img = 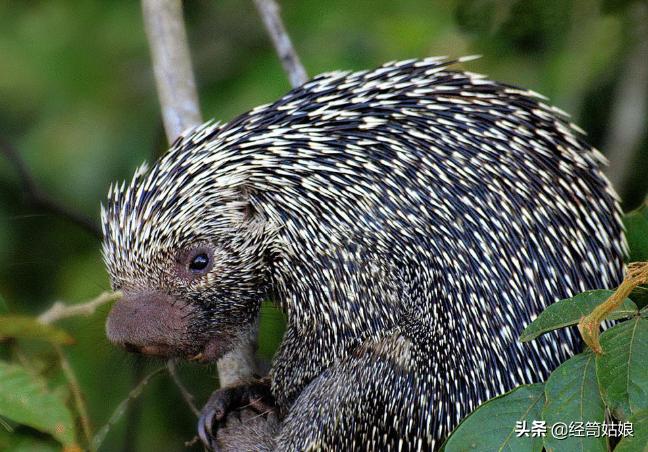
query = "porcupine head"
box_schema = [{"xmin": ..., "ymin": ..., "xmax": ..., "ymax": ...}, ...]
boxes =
[{"xmin": 101, "ymin": 135, "xmax": 272, "ymax": 362}]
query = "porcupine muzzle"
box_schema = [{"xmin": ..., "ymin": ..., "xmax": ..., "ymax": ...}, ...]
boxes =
[{"xmin": 106, "ymin": 290, "xmax": 191, "ymax": 357}]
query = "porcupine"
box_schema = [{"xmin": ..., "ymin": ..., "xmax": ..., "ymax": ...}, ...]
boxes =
[{"xmin": 101, "ymin": 57, "xmax": 625, "ymax": 450}]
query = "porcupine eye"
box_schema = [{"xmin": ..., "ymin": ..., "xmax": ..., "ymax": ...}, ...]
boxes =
[{"xmin": 189, "ymin": 253, "xmax": 210, "ymax": 272}]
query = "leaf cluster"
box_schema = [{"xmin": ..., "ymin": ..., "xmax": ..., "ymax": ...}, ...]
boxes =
[{"xmin": 444, "ymin": 202, "xmax": 648, "ymax": 451}]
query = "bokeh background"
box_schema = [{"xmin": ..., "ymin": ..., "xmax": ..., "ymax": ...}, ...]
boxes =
[{"xmin": 1, "ymin": 0, "xmax": 647, "ymax": 450}]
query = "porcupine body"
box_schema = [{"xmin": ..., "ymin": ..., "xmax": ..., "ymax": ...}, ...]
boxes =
[{"xmin": 102, "ymin": 57, "xmax": 625, "ymax": 450}]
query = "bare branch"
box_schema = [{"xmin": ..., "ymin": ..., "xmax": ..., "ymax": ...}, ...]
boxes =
[
  {"xmin": 92, "ymin": 365, "xmax": 166, "ymax": 451},
  {"xmin": 38, "ymin": 292, "xmax": 122, "ymax": 450},
  {"xmin": 0, "ymin": 137, "xmax": 102, "ymax": 239},
  {"xmin": 142, "ymin": 0, "xmax": 202, "ymax": 142},
  {"xmin": 167, "ymin": 360, "xmax": 200, "ymax": 416},
  {"xmin": 141, "ymin": 0, "xmax": 258, "ymax": 386},
  {"xmin": 579, "ymin": 261, "xmax": 648, "ymax": 353},
  {"xmin": 603, "ymin": 3, "xmax": 648, "ymax": 192},
  {"xmin": 38, "ymin": 291, "xmax": 122, "ymax": 325},
  {"xmin": 216, "ymin": 322, "xmax": 259, "ymax": 387},
  {"xmin": 253, "ymin": 0, "xmax": 308, "ymax": 88},
  {"xmin": 122, "ymin": 357, "xmax": 146, "ymax": 451},
  {"xmin": 55, "ymin": 344, "xmax": 95, "ymax": 451}
]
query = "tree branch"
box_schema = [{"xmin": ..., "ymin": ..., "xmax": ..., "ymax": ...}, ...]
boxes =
[
  {"xmin": 0, "ymin": 137, "xmax": 102, "ymax": 239},
  {"xmin": 38, "ymin": 291, "xmax": 122, "ymax": 325},
  {"xmin": 122, "ymin": 356, "xmax": 145, "ymax": 452},
  {"xmin": 253, "ymin": 0, "xmax": 308, "ymax": 88},
  {"xmin": 141, "ymin": 0, "xmax": 258, "ymax": 388},
  {"xmin": 167, "ymin": 360, "xmax": 200, "ymax": 416},
  {"xmin": 92, "ymin": 365, "xmax": 166, "ymax": 451},
  {"xmin": 38, "ymin": 293, "xmax": 123, "ymax": 450},
  {"xmin": 142, "ymin": 0, "xmax": 203, "ymax": 142},
  {"xmin": 603, "ymin": 2, "xmax": 648, "ymax": 192},
  {"xmin": 55, "ymin": 344, "xmax": 95, "ymax": 451}
]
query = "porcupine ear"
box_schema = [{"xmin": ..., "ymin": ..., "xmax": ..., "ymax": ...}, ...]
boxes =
[
  {"xmin": 239, "ymin": 184, "xmax": 259, "ymax": 222},
  {"xmin": 214, "ymin": 172, "xmax": 259, "ymax": 226},
  {"xmin": 237, "ymin": 183, "xmax": 277, "ymax": 245}
]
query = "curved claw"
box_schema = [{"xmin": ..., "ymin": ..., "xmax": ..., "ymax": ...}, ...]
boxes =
[
  {"xmin": 198, "ymin": 388, "xmax": 236, "ymax": 449},
  {"xmin": 198, "ymin": 409, "xmax": 213, "ymax": 443},
  {"xmin": 198, "ymin": 407, "xmax": 218, "ymax": 451},
  {"xmin": 197, "ymin": 379, "xmax": 276, "ymax": 451}
]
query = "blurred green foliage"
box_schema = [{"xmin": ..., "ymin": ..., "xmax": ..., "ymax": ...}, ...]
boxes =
[{"xmin": 0, "ymin": 0, "xmax": 647, "ymax": 450}]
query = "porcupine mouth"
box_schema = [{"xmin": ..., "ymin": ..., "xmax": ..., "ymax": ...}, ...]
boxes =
[
  {"xmin": 122, "ymin": 340, "xmax": 216, "ymax": 362},
  {"xmin": 189, "ymin": 335, "xmax": 233, "ymax": 363},
  {"xmin": 123, "ymin": 342, "xmax": 173, "ymax": 357},
  {"xmin": 118, "ymin": 332, "xmax": 228, "ymax": 362}
]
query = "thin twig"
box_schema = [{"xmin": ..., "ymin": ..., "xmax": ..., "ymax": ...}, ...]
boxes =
[
  {"xmin": 92, "ymin": 365, "xmax": 166, "ymax": 451},
  {"xmin": 578, "ymin": 261, "xmax": 648, "ymax": 353},
  {"xmin": 38, "ymin": 291, "xmax": 122, "ymax": 325},
  {"xmin": 253, "ymin": 0, "xmax": 308, "ymax": 88},
  {"xmin": 38, "ymin": 292, "xmax": 122, "ymax": 450},
  {"xmin": 0, "ymin": 137, "xmax": 101, "ymax": 239},
  {"xmin": 167, "ymin": 360, "xmax": 200, "ymax": 416},
  {"xmin": 142, "ymin": 0, "xmax": 202, "ymax": 142},
  {"xmin": 122, "ymin": 356, "xmax": 145, "ymax": 452},
  {"xmin": 55, "ymin": 344, "xmax": 95, "ymax": 451}
]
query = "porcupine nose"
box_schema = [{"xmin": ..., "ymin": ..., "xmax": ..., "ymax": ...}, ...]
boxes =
[{"xmin": 106, "ymin": 290, "xmax": 190, "ymax": 357}]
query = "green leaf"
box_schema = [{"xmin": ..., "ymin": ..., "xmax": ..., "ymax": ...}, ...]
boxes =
[
  {"xmin": 624, "ymin": 202, "xmax": 648, "ymax": 262},
  {"xmin": 519, "ymin": 290, "xmax": 638, "ymax": 342},
  {"xmin": 631, "ymin": 286, "xmax": 648, "ymax": 311},
  {"xmin": 596, "ymin": 317, "xmax": 648, "ymax": 421},
  {"xmin": 0, "ymin": 294, "xmax": 8, "ymax": 314},
  {"xmin": 0, "ymin": 361, "xmax": 75, "ymax": 446},
  {"xmin": 0, "ymin": 427, "xmax": 59, "ymax": 452},
  {"xmin": 542, "ymin": 351, "xmax": 607, "ymax": 451},
  {"xmin": 443, "ymin": 384, "xmax": 545, "ymax": 452},
  {"xmin": 0, "ymin": 316, "xmax": 74, "ymax": 345},
  {"xmin": 614, "ymin": 409, "xmax": 648, "ymax": 452}
]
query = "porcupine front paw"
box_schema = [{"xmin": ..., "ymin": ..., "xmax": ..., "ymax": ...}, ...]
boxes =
[{"xmin": 198, "ymin": 378, "xmax": 277, "ymax": 451}]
